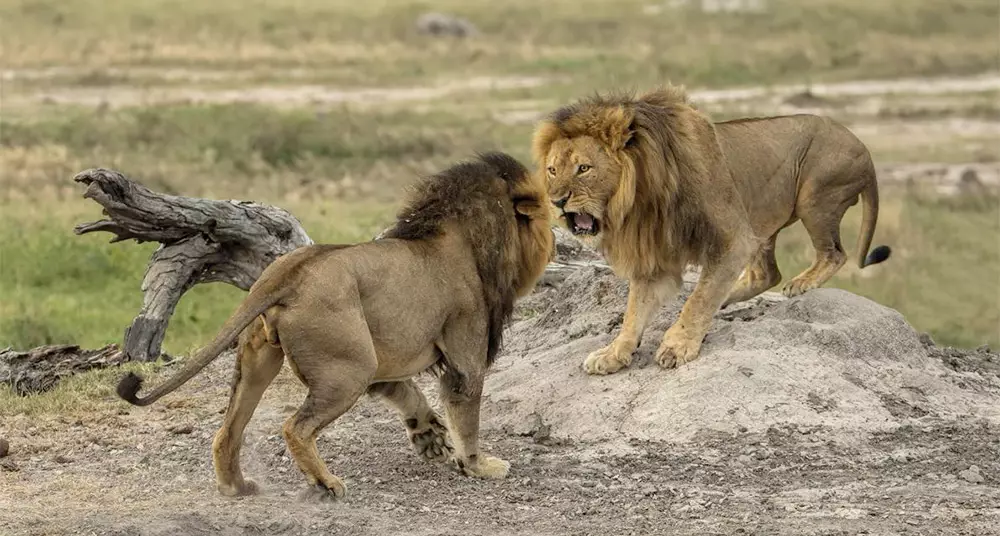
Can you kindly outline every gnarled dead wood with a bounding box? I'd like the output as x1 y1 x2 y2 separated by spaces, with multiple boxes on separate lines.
73 168 313 361
0 344 127 395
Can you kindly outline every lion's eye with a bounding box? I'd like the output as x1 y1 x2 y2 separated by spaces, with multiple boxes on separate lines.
546 166 556 175
578 164 591 174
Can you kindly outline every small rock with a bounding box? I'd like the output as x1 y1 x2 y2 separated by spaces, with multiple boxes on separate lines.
737 455 752 464
0 438 9 458
959 465 984 484
0 459 19 472
640 484 658 496
53 454 73 464
514 412 551 443
168 424 194 435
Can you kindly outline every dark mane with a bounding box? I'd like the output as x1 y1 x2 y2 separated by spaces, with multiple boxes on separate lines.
382 151 527 364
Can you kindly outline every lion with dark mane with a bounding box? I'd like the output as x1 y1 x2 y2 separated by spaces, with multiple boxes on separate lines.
533 84 890 375
116 152 554 498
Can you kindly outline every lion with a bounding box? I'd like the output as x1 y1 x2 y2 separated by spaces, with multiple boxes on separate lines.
116 151 555 499
532 85 891 376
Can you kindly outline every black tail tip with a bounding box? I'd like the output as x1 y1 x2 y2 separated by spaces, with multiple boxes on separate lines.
864 245 892 267
116 372 144 405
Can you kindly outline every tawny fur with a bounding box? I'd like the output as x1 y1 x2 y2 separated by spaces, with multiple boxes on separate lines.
533 84 890 376
116 152 555 499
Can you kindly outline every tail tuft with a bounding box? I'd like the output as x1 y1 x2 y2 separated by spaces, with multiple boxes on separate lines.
116 372 145 406
863 245 892 267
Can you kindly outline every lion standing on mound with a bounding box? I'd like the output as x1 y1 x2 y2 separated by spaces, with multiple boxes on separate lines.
116 152 555 499
532 85 890 376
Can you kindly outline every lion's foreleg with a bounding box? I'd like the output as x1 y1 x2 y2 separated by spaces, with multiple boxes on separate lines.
584 274 680 375
368 380 453 463
212 317 283 497
657 243 752 368
438 367 509 479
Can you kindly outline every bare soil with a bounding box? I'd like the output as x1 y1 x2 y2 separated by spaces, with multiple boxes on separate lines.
3 253 999 535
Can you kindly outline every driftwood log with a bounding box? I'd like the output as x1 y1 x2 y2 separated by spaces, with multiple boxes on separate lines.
72 168 314 362
0 344 126 395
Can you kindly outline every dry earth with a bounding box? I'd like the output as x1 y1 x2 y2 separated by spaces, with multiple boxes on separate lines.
2 236 999 535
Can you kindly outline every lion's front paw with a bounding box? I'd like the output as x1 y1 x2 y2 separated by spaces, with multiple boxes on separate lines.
583 343 632 375
456 454 510 479
655 328 703 369
407 413 453 463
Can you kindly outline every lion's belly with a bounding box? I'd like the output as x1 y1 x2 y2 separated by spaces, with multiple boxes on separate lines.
371 344 441 382
364 284 453 381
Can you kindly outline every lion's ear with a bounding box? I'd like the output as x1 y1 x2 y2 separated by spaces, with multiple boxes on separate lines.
622 119 638 149
514 197 545 219
600 106 637 152
531 122 562 164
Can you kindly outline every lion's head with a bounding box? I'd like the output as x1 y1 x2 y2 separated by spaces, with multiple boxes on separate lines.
531 85 729 279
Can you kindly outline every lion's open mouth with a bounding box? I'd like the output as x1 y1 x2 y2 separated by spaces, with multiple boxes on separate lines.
565 212 600 236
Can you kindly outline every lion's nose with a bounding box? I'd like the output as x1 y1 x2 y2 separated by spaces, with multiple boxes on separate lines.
552 196 568 209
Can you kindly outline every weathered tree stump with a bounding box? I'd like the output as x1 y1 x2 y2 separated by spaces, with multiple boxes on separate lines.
73 168 314 362
0 344 127 395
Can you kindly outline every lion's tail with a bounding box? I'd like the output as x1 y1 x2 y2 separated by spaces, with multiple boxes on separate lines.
116 279 287 407
856 171 891 269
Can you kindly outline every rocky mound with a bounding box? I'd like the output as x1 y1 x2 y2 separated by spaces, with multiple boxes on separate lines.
482 234 1000 445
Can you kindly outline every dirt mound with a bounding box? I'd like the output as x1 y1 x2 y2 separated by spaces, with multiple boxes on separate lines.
483 242 1000 445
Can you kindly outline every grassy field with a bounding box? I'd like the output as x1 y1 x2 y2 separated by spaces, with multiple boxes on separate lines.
1 0 998 362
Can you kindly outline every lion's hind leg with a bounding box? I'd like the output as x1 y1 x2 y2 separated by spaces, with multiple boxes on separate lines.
368 379 453 463
723 234 781 307
782 207 849 298
280 309 378 500
213 316 284 497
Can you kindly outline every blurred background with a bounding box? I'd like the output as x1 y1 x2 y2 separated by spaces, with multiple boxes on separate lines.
1 0 997 354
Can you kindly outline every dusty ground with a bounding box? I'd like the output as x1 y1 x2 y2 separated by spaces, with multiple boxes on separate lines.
3 248 999 535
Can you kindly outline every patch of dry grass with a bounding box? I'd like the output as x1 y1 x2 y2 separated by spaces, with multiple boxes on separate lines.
0 361 161 418
3 0 996 89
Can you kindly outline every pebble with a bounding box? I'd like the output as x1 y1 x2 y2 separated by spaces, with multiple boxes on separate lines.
0 438 9 458
168 424 194 435
958 465 984 484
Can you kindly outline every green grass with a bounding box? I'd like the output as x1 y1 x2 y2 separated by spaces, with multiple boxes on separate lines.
0 103 530 201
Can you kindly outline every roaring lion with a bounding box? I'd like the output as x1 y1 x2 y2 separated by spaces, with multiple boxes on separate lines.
116 152 555 498
532 85 891 376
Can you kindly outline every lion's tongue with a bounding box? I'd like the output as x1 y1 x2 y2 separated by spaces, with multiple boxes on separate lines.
574 213 594 231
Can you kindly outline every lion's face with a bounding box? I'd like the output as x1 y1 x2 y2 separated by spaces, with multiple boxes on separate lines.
543 136 624 238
